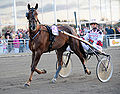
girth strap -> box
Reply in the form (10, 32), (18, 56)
(45, 25), (56, 52)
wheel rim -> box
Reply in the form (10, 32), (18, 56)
(97, 57), (113, 82)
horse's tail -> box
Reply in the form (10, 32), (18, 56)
(69, 26), (87, 60)
(79, 41), (87, 60)
(63, 25), (87, 60)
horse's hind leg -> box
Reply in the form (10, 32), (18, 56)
(73, 48), (91, 75)
(80, 57), (91, 75)
(52, 49), (65, 83)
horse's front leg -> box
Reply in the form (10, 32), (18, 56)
(34, 68), (47, 74)
(24, 50), (42, 87)
(31, 52), (46, 74)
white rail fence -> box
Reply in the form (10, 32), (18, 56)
(0, 39), (30, 54)
(0, 34), (120, 54)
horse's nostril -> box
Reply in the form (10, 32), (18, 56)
(33, 26), (35, 30)
(33, 24), (35, 29)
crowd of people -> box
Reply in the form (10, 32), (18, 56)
(78, 25), (120, 37)
(0, 29), (29, 54)
(0, 24), (120, 54)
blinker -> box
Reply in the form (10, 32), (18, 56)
(26, 12), (29, 19)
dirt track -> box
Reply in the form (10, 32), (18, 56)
(0, 47), (120, 94)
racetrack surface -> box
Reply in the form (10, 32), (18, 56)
(0, 47), (120, 94)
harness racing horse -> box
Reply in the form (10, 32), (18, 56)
(24, 3), (91, 87)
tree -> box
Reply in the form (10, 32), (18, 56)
(2, 25), (14, 34)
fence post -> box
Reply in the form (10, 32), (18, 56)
(103, 35), (107, 48)
(24, 39), (26, 52)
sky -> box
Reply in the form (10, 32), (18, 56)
(0, 0), (120, 29)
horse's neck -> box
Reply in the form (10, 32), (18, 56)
(29, 26), (39, 38)
(29, 25), (47, 40)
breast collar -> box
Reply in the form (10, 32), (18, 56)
(29, 28), (41, 41)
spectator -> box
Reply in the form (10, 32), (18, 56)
(116, 26), (120, 38)
(5, 30), (12, 39)
(0, 36), (3, 54)
(117, 26), (120, 33)
(13, 34), (20, 53)
(19, 33), (24, 53)
(3, 39), (8, 54)
(22, 30), (26, 39)
(11, 30), (16, 39)
(112, 26), (116, 34)
(99, 25), (104, 32)
(107, 26), (114, 35)
(6, 35), (12, 53)
(80, 28), (85, 36)
(17, 29), (20, 37)
(105, 27), (109, 33)
(84, 26), (89, 35)
(25, 31), (29, 50)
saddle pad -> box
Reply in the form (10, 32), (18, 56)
(51, 25), (59, 36)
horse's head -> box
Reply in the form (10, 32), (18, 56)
(26, 3), (38, 31)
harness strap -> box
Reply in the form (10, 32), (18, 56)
(45, 25), (56, 52)
(30, 25), (55, 52)
(45, 25), (53, 41)
(30, 29), (41, 40)
(48, 35), (55, 52)
(37, 19), (41, 25)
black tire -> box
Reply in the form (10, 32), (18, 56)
(96, 57), (113, 82)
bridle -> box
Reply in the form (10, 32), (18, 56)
(26, 6), (41, 40)
(26, 8), (40, 31)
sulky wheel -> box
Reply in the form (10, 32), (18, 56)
(56, 54), (72, 78)
(96, 56), (113, 82)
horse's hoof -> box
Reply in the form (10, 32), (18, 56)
(85, 69), (91, 75)
(51, 78), (57, 83)
(24, 83), (30, 88)
(87, 71), (91, 75)
(42, 69), (47, 74)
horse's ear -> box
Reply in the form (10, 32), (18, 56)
(35, 3), (38, 10)
(28, 4), (30, 10)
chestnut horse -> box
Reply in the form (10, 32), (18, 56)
(24, 3), (91, 87)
